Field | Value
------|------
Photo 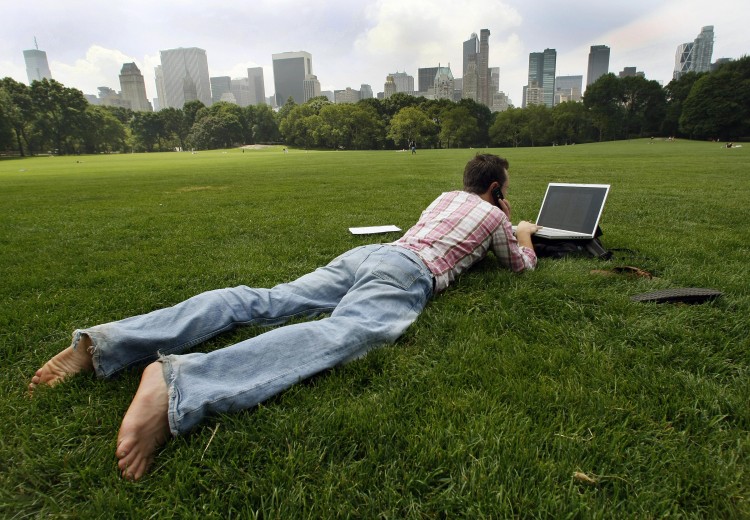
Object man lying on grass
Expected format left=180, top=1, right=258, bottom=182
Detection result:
left=29, top=153, right=540, bottom=481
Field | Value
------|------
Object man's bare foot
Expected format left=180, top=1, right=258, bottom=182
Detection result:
left=116, top=362, right=171, bottom=481
left=29, top=335, right=95, bottom=393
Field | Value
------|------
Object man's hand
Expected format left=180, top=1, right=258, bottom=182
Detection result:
left=515, top=220, right=541, bottom=235
left=514, top=220, right=541, bottom=250
left=498, top=198, right=511, bottom=219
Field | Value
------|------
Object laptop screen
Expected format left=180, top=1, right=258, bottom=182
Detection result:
left=536, top=183, right=610, bottom=235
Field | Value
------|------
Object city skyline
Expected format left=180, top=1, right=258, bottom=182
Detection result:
left=1, top=0, right=746, bottom=107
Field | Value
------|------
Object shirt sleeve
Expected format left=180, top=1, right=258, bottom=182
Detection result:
left=491, top=216, right=537, bottom=272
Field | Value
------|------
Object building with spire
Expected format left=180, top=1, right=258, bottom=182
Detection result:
left=23, top=39, right=52, bottom=84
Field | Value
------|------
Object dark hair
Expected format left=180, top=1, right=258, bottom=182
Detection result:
left=463, top=154, right=509, bottom=194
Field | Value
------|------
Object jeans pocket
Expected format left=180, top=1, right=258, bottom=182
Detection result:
left=371, top=257, right=421, bottom=290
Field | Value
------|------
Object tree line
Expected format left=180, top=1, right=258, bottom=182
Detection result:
left=1, top=56, right=747, bottom=155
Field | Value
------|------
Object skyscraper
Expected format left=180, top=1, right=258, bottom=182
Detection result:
left=383, top=75, right=397, bottom=99
left=231, top=78, right=253, bottom=107
left=360, top=84, right=373, bottom=99
left=154, top=66, right=166, bottom=109
left=210, top=76, right=232, bottom=104
left=417, top=67, right=439, bottom=94
left=463, top=33, right=478, bottom=78
left=462, top=53, right=479, bottom=101
left=159, top=47, right=212, bottom=109
left=674, top=26, right=714, bottom=79
left=692, top=26, right=714, bottom=73
left=462, top=30, right=491, bottom=106
left=586, top=45, right=610, bottom=86
left=388, top=72, right=414, bottom=94
left=674, top=43, right=694, bottom=79
left=618, top=67, right=644, bottom=78
left=303, top=74, right=321, bottom=102
left=526, top=49, right=556, bottom=108
left=247, top=67, right=266, bottom=105
left=477, top=29, right=491, bottom=106
left=554, top=75, right=583, bottom=104
left=23, top=42, right=52, bottom=84
left=272, top=51, right=313, bottom=106
left=119, top=63, right=152, bottom=111
left=490, top=67, right=500, bottom=94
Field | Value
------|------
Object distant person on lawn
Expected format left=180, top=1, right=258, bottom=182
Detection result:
left=29, top=154, right=540, bottom=481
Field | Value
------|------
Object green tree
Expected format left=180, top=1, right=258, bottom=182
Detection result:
left=249, top=104, right=280, bottom=143
left=457, top=98, right=493, bottom=146
left=347, top=103, right=386, bottom=150
left=182, top=100, right=206, bottom=130
left=439, top=106, right=478, bottom=148
left=521, top=104, right=554, bottom=146
left=102, top=105, right=134, bottom=125
left=0, top=88, right=14, bottom=151
left=158, top=107, right=189, bottom=150
left=680, top=56, right=750, bottom=140
left=583, top=73, right=625, bottom=141
left=489, top=107, right=527, bottom=148
left=662, top=71, right=705, bottom=137
left=419, top=98, right=454, bottom=148
left=318, top=104, right=351, bottom=149
left=130, top=111, right=164, bottom=152
left=279, top=97, right=332, bottom=147
left=80, top=105, right=127, bottom=153
left=195, top=102, right=247, bottom=147
left=552, top=101, right=591, bottom=144
left=387, top=106, right=436, bottom=149
left=0, top=77, right=34, bottom=155
left=382, top=92, right=422, bottom=117
left=276, top=97, right=298, bottom=135
left=30, top=79, right=89, bottom=154
left=188, top=112, right=243, bottom=149
left=620, top=75, right=667, bottom=137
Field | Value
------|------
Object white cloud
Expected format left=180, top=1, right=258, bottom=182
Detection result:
left=52, top=45, right=137, bottom=95
left=0, top=60, right=28, bottom=85
left=354, top=0, right=522, bottom=80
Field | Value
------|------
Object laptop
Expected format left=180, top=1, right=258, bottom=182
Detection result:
left=519, top=183, right=610, bottom=240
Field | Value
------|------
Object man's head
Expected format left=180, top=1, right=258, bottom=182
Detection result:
left=463, top=154, right=509, bottom=195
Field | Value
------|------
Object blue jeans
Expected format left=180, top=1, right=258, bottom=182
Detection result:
left=72, top=245, right=434, bottom=435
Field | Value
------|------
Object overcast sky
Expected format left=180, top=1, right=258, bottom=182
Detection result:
left=1, top=0, right=746, bottom=106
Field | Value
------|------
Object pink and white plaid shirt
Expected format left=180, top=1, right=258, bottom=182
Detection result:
left=393, top=191, right=537, bottom=292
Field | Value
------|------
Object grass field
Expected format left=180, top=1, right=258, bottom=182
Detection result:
left=1, top=140, right=748, bottom=517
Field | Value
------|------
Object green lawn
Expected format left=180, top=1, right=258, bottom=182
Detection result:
left=1, top=140, right=748, bottom=517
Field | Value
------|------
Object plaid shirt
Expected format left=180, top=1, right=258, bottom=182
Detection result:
left=393, top=191, right=537, bottom=292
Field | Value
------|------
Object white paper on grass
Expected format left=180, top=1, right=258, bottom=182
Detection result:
left=348, top=225, right=401, bottom=235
